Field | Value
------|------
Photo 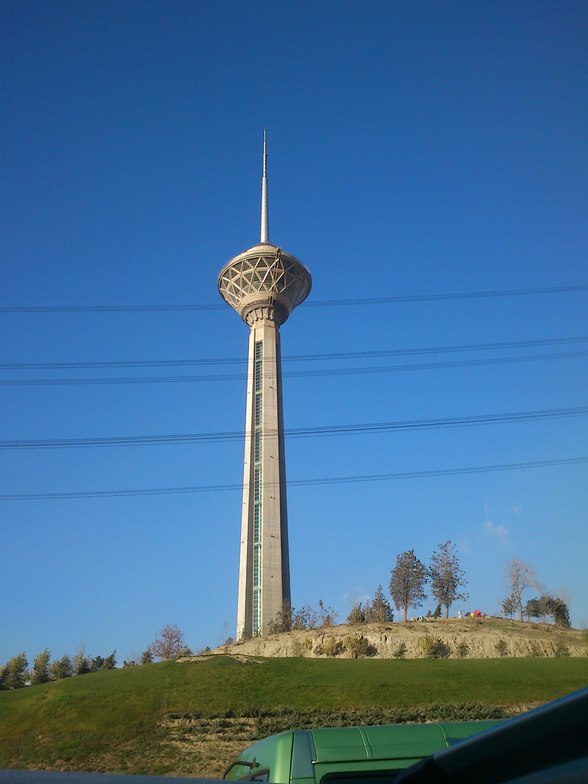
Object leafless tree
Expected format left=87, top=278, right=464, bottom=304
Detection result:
left=151, top=623, right=188, bottom=660
left=505, top=559, right=540, bottom=622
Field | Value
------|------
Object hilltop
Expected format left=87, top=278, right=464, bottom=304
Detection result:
left=214, top=617, right=587, bottom=659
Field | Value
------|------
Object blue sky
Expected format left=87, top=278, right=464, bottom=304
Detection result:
left=1, top=0, right=587, bottom=664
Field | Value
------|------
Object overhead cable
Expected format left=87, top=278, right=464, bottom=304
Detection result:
left=1, top=349, right=586, bottom=385
left=1, top=282, right=587, bottom=314
left=1, top=405, right=586, bottom=450
left=2, top=335, right=587, bottom=370
left=0, top=456, right=585, bottom=501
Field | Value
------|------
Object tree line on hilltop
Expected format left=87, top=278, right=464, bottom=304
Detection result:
left=0, top=648, right=117, bottom=691
left=1, top=546, right=573, bottom=690
left=265, top=542, right=571, bottom=636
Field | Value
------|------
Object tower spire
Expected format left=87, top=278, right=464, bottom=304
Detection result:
left=260, top=129, right=269, bottom=243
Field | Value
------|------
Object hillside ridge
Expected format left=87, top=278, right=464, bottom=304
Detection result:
left=211, top=617, right=586, bottom=659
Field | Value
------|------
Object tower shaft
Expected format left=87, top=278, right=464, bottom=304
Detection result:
left=218, top=133, right=310, bottom=641
left=237, top=311, right=290, bottom=638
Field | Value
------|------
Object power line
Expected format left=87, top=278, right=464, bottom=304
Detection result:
left=1, top=405, right=586, bottom=450
left=307, top=284, right=588, bottom=307
left=0, top=456, right=585, bottom=501
left=1, top=349, right=586, bottom=385
left=2, top=335, right=587, bottom=371
left=1, top=282, right=587, bottom=314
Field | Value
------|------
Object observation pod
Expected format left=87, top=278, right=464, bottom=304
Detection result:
left=218, top=135, right=311, bottom=640
left=218, top=243, right=311, bottom=326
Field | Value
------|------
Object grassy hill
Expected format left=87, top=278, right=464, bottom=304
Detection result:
left=1, top=654, right=587, bottom=777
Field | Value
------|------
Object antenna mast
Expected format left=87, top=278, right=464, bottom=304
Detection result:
left=260, top=129, right=269, bottom=243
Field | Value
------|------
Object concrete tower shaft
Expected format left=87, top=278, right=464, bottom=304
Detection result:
left=217, top=134, right=311, bottom=639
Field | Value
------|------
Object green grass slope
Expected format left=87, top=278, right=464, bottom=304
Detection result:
left=1, top=655, right=587, bottom=777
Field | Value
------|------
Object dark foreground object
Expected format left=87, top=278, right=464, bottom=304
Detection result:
left=394, top=686, right=588, bottom=784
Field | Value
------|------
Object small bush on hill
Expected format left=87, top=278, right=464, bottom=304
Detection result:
left=455, top=641, right=470, bottom=658
left=494, top=639, right=509, bottom=657
left=347, top=603, right=366, bottom=625
left=320, top=638, right=344, bottom=657
left=345, top=635, right=377, bottom=658
left=527, top=641, right=544, bottom=658
left=554, top=642, right=570, bottom=657
left=418, top=637, right=450, bottom=659
left=392, top=642, right=407, bottom=659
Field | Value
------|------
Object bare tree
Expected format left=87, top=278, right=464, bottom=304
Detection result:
left=430, top=540, right=468, bottom=618
left=316, top=599, right=338, bottom=627
left=151, top=623, right=188, bottom=660
left=268, top=601, right=293, bottom=634
left=505, top=559, right=540, bottom=623
left=390, top=549, right=428, bottom=621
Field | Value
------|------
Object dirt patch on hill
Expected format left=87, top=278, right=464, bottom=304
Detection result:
left=210, top=618, right=586, bottom=659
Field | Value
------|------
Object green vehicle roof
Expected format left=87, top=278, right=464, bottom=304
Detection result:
left=225, top=721, right=501, bottom=784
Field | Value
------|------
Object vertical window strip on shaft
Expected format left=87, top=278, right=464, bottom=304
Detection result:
left=252, top=339, right=263, bottom=636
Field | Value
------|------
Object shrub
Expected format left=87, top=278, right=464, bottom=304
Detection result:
left=317, top=599, right=339, bottom=628
left=345, top=635, right=377, bottom=658
left=455, top=641, right=470, bottom=658
left=418, top=637, right=450, bottom=659
left=322, top=638, right=344, bottom=657
left=527, top=641, right=544, bottom=658
left=290, top=639, right=304, bottom=657
left=347, top=603, right=366, bottom=625
left=392, top=642, right=407, bottom=659
left=494, top=639, right=509, bottom=657
left=554, top=642, right=570, bottom=658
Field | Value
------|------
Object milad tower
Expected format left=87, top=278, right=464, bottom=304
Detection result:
left=218, top=133, right=311, bottom=639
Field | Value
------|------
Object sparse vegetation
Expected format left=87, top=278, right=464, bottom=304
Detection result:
left=269, top=599, right=340, bottom=635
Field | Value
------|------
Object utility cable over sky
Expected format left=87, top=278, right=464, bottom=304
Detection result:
left=0, top=405, right=586, bottom=449
left=1, top=334, right=587, bottom=369
left=1, top=456, right=586, bottom=502
left=1, top=282, right=587, bottom=312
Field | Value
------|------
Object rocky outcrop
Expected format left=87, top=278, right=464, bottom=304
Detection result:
left=212, top=618, right=586, bottom=659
